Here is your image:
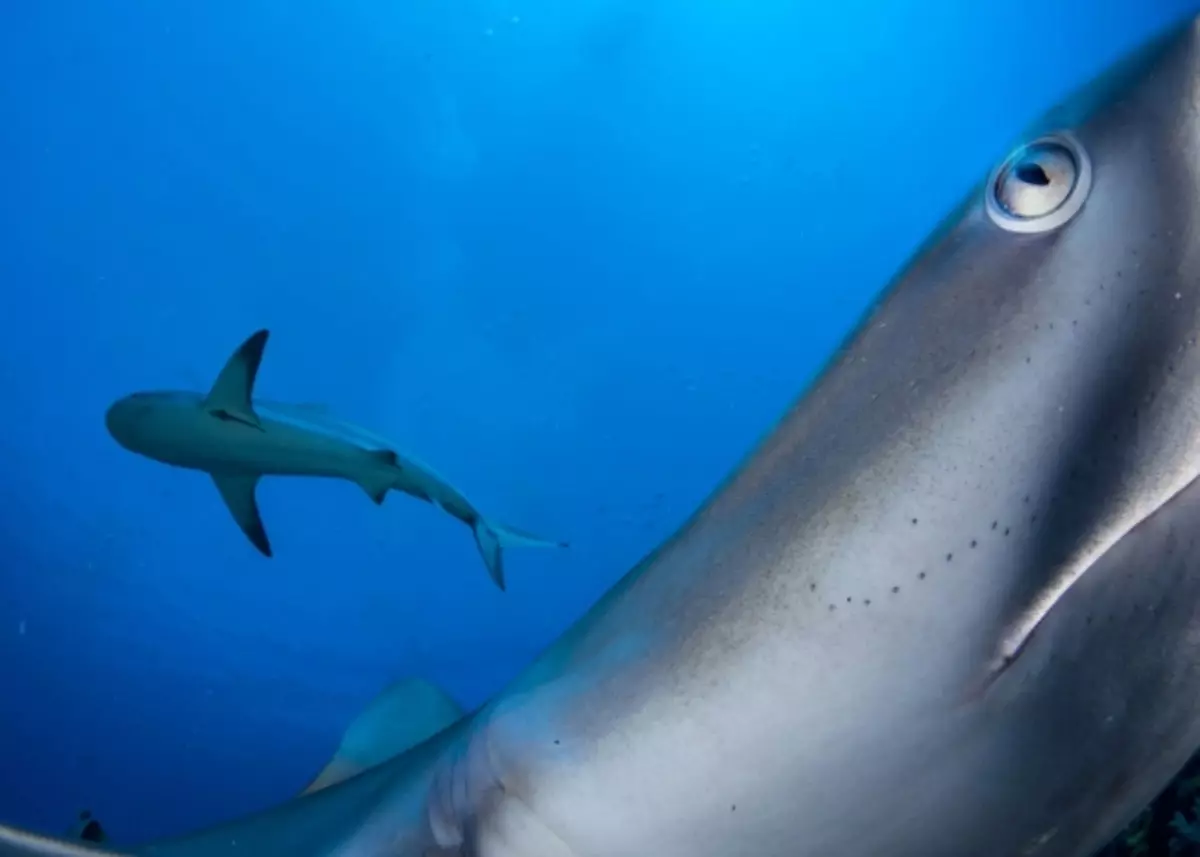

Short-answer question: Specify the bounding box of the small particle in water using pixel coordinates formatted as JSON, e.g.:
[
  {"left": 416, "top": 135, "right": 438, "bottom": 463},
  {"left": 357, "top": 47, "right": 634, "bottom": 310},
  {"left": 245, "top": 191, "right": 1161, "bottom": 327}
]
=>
[
  {"left": 484, "top": 27, "right": 494, "bottom": 36},
  {"left": 511, "top": 15, "right": 521, "bottom": 23},
  {"left": 18, "top": 620, "right": 25, "bottom": 636}
]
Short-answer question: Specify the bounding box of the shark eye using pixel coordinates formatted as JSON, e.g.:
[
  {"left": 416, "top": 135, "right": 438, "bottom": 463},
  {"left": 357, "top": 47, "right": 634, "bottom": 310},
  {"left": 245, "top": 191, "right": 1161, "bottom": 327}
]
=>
[{"left": 985, "top": 132, "right": 1092, "bottom": 233}]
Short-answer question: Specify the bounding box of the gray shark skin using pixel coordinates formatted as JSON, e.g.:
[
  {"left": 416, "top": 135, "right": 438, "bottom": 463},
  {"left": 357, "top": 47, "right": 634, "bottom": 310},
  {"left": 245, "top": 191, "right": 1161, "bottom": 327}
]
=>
[
  {"left": 9, "top": 11, "right": 1200, "bottom": 857},
  {"left": 104, "top": 329, "right": 566, "bottom": 590}
]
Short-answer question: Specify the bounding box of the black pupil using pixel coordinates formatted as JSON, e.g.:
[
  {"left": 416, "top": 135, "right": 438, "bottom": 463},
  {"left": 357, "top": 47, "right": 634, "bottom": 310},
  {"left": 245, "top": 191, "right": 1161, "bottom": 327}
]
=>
[{"left": 1015, "top": 162, "right": 1050, "bottom": 186}]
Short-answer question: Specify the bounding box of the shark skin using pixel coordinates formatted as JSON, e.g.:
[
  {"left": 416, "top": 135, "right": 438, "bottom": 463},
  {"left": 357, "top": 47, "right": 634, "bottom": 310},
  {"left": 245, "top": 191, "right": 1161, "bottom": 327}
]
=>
[
  {"left": 104, "top": 329, "right": 566, "bottom": 591},
  {"left": 10, "top": 11, "right": 1200, "bottom": 857}
]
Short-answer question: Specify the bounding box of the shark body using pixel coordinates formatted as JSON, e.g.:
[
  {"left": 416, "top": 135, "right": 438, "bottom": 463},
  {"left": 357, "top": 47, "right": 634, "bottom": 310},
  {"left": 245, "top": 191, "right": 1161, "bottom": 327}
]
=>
[
  {"left": 104, "top": 329, "right": 565, "bottom": 590},
  {"left": 9, "top": 12, "right": 1200, "bottom": 857}
]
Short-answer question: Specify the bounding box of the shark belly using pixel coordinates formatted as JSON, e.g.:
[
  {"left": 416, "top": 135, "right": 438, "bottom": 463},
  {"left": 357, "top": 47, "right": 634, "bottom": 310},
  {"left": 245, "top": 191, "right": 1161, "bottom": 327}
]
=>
[
  {"left": 440, "top": 562, "right": 984, "bottom": 857},
  {"left": 441, "top": 460, "right": 1200, "bottom": 857}
]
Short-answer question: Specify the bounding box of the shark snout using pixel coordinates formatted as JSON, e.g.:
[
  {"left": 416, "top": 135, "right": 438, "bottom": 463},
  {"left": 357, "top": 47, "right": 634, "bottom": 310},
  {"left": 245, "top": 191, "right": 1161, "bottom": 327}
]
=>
[
  {"left": 104, "top": 394, "right": 161, "bottom": 453},
  {"left": 105, "top": 397, "right": 138, "bottom": 451}
]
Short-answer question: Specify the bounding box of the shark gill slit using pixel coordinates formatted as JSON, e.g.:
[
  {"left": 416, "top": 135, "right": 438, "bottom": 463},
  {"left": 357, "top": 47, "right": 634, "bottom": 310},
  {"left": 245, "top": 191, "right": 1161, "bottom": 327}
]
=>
[{"left": 982, "top": 466, "right": 1200, "bottom": 686}]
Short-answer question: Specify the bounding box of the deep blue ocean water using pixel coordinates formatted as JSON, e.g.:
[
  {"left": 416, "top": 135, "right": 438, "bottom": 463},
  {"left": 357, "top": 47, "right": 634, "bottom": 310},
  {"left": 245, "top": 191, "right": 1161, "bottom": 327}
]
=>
[{"left": 0, "top": 0, "right": 1195, "bottom": 845}]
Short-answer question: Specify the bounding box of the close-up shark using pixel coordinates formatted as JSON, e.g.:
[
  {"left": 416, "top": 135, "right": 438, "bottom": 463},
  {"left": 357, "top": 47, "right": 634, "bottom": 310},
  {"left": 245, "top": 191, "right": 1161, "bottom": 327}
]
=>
[
  {"left": 11, "top": 9, "right": 1200, "bottom": 857},
  {"left": 103, "top": 329, "right": 566, "bottom": 591}
]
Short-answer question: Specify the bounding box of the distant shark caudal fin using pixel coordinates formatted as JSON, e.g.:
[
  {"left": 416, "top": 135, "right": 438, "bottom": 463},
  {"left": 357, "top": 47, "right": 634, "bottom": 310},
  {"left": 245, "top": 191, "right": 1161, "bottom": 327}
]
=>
[
  {"left": 357, "top": 449, "right": 401, "bottom": 506},
  {"left": 204, "top": 329, "right": 269, "bottom": 430},
  {"left": 472, "top": 518, "right": 568, "bottom": 592}
]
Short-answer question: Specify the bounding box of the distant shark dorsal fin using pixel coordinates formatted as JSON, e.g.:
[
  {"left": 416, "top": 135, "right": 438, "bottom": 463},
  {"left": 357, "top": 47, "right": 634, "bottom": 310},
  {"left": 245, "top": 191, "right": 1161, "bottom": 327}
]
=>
[
  {"left": 66, "top": 811, "right": 106, "bottom": 845},
  {"left": 204, "top": 329, "right": 269, "bottom": 430},
  {"left": 300, "top": 677, "right": 463, "bottom": 795},
  {"left": 212, "top": 473, "right": 272, "bottom": 557},
  {"left": 2, "top": 824, "right": 126, "bottom": 857}
]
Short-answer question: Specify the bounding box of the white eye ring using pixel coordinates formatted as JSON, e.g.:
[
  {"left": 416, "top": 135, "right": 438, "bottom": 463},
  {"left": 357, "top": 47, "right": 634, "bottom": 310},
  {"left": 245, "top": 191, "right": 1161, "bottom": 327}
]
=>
[{"left": 984, "top": 132, "right": 1092, "bottom": 234}]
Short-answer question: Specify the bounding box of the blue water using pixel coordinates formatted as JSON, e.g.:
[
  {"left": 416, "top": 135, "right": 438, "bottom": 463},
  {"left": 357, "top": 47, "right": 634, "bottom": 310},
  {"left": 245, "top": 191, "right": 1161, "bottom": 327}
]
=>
[{"left": 0, "top": 0, "right": 1194, "bottom": 845}]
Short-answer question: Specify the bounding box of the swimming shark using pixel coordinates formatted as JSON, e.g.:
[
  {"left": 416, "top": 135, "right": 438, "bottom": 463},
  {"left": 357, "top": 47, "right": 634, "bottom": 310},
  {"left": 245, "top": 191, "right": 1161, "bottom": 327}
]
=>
[
  {"left": 10, "top": 11, "right": 1200, "bottom": 857},
  {"left": 103, "top": 329, "right": 566, "bottom": 591}
]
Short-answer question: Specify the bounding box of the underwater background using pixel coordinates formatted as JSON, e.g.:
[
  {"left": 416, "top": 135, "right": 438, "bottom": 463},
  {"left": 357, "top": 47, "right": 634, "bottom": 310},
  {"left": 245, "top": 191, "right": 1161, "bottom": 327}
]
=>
[{"left": 1, "top": 0, "right": 1198, "bottom": 848}]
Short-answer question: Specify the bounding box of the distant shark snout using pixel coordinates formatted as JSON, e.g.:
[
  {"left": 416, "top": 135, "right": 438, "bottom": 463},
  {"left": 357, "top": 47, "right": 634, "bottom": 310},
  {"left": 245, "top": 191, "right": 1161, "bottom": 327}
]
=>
[
  {"left": 104, "top": 394, "right": 147, "bottom": 452},
  {"left": 104, "top": 391, "right": 196, "bottom": 460}
]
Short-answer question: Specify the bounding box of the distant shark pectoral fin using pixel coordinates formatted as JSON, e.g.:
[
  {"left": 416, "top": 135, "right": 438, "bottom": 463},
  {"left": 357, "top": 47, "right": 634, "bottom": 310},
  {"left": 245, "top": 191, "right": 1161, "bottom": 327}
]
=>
[
  {"left": 472, "top": 518, "right": 569, "bottom": 592},
  {"left": 357, "top": 449, "right": 401, "bottom": 505},
  {"left": 203, "top": 329, "right": 269, "bottom": 430},
  {"left": 212, "top": 473, "right": 273, "bottom": 557}
]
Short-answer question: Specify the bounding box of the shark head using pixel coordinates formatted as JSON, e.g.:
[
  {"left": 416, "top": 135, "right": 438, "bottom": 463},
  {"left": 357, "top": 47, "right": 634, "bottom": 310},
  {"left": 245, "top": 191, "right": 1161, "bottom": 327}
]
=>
[
  {"left": 420, "top": 15, "right": 1200, "bottom": 857},
  {"left": 806, "top": 7, "right": 1200, "bottom": 686},
  {"left": 105, "top": 390, "right": 204, "bottom": 460}
]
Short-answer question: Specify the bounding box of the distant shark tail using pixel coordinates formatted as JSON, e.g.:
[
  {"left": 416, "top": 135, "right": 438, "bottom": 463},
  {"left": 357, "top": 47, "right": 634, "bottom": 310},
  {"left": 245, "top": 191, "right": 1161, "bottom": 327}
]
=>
[{"left": 471, "top": 518, "right": 567, "bottom": 592}]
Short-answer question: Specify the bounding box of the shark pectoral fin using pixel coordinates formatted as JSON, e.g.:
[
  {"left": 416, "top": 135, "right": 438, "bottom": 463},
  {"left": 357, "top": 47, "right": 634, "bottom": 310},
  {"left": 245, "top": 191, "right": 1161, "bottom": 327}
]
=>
[
  {"left": 212, "top": 473, "right": 273, "bottom": 557},
  {"left": 203, "top": 329, "right": 269, "bottom": 430},
  {"left": 472, "top": 522, "right": 507, "bottom": 591},
  {"left": 472, "top": 518, "right": 569, "bottom": 592},
  {"left": 358, "top": 449, "right": 400, "bottom": 505},
  {"left": 301, "top": 677, "right": 464, "bottom": 795}
]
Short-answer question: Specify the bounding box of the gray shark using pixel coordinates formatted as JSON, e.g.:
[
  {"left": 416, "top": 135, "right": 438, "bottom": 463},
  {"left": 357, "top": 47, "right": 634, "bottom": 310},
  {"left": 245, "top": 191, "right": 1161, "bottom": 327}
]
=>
[
  {"left": 104, "top": 329, "right": 566, "bottom": 591},
  {"left": 10, "top": 11, "right": 1200, "bottom": 857}
]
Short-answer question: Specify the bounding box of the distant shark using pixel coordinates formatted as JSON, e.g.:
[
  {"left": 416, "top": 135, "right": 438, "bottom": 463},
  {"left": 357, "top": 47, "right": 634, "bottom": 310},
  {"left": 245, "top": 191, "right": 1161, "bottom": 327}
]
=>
[
  {"left": 9, "top": 11, "right": 1200, "bottom": 857},
  {"left": 64, "top": 813, "right": 105, "bottom": 846},
  {"left": 104, "top": 329, "right": 566, "bottom": 591}
]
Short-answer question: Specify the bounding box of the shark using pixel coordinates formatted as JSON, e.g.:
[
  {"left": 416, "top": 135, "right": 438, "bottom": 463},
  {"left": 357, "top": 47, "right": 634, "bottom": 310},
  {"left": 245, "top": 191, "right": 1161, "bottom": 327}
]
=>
[
  {"left": 63, "top": 814, "right": 106, "bottom": 846},
  {"left": 103, "top": 329, "right": 566, "bottom": 591},
  {"left": 9, "top": 10, "right": 1200, "bottom": 857}
]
